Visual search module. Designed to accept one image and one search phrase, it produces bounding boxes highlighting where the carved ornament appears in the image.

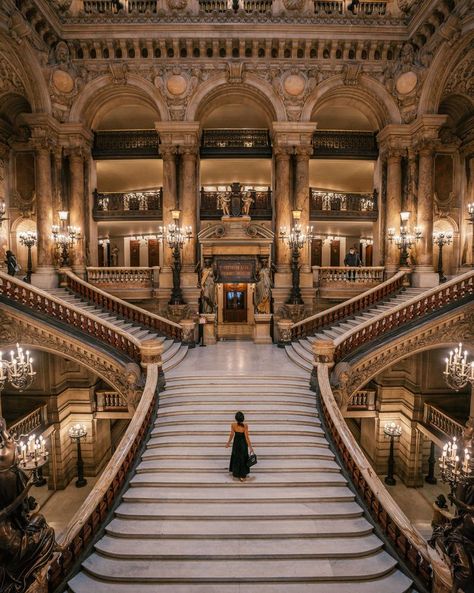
[442,43,474,99]
[167,0,188,8]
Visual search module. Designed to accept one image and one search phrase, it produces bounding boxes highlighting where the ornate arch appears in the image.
[0,306,142,408]
[418,31,474,116]
[301,74,401,128]
[68,74,170,126]
[330,306,474,407]
[186,73,287,123]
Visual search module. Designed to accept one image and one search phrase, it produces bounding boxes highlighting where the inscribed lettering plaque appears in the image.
[215,257,256,283]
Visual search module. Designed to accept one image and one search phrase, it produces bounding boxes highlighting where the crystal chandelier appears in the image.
[439,436,472,497]
[0,343,36,392]
[443,343,474,391]
[388,211,422,267]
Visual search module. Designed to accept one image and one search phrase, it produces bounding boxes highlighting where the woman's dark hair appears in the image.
[235,411,245,426]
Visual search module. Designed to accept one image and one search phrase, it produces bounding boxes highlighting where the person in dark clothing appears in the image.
[344,247,361,281]
[5,250,19,277]
[226,411,254,482]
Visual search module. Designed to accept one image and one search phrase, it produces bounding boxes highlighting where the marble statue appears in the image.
[241,190,254,216]
[110,244,119,267]
[201,258,216,313]
[217,193,231,216]
[254,258,272,314]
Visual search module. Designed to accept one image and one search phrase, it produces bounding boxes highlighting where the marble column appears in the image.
[294,147,312,269]
[161,146,177,267]
[180,147,198,268]
[274,148,291,270]
[69,148,86,273]
[413,142,438,286]
[53,148,63,215]
[405,148,417,216]
[385,149,403,274]
[34,146,54,271]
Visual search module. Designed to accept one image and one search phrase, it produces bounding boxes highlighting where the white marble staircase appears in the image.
[285,288,425,372]
[67,344,415,593]
[48,288,187,372]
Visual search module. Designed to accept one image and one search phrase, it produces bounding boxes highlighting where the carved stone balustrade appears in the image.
[199,0,229,11]
[8,404,48,438]
[313,0,387,16]
[200,184,272,219]
[201,129,271,157]
[423,403,464,443]
[83,0,158,13]
[87,266,159,299]
[95,389,131,418]
[347,389,376,412]
[310,188,378,220]
[93,189,163,220]
[314,266,385,299]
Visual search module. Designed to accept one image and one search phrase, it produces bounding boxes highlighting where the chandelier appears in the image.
[0,344,36,391]
[439,436,472,498]
[388,211,422,267]
[443,343,474,391]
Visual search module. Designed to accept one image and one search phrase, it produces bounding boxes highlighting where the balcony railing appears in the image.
[9,405,48,438]
[87,266,158,299]
[312,131,378,159]
[314,1,387,16]
[95,389,128,412]
[423,404,464,441]
[83,0,158,13]
[315,266,385,286]
[348,389,376,411]
[201,129,271,157]
[92,130,160,159]
[93,189,163,220]
[310,188,378,220]
[200,184,272,219]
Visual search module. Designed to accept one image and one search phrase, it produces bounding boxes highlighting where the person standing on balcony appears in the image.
[344,247,361,281]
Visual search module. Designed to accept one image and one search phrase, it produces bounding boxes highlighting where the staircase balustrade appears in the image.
[87,267,156,287]
[8,404,48,437]
[291,270,406,340]
[0,272,141,363]
[96,389,128,411]
[333,271,474,363]
[348,389,376,410]
[315,266,385,286]
[423,403,464,441]
[65,271,183,341]
[48,364,159,590]
[317,363,441,591]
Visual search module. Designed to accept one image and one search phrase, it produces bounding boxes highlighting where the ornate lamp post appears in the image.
[51,210,81,268]
[18,231,37,283]
[69,423,88,488]
[18,433,49,487]
[433,231,453,283]
[0,200,7,225]
[439,436,472,501]
[388,211,422,267]
[157,209,192,305]
[467,203,474,268]
[383,421,402,485]
[279,209,314,305]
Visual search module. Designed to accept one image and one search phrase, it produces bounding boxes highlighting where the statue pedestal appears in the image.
[203,313,216,345]
[253,313,272,344]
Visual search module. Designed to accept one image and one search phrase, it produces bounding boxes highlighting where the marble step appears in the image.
[135,457,340,472]
[157,401,317,412]
[154,415,322,427]
[284,345,312,372]
[163,346,188,372]
[141,446,334,460]
[146,434,329,446]
[69,570,414,593]
[165,377,310,387]
[114,500,362,521]
[105,515,374,539]
[94,533,383,560]
[158,391,315,403]
[79,550,398,582]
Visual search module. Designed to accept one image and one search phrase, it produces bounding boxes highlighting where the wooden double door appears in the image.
[223,283,247,323]
[129,239,160,267]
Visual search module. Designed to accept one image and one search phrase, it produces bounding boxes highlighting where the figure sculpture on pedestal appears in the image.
[110,244,119,267]
[0,418,56,593]
[217,193,231,217]
[254,257,272,314]
[241,190,254,216]
[201,258,216,313]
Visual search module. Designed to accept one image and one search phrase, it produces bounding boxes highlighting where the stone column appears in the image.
[161,146,177,267]
[385,149,403,275]
[294,147,312,269]
[0,142,10,265]
[69,147,86,274]
[180,146,198,269]
[53,148,63,215]
[413,142,438,287]
[274,148,291,270]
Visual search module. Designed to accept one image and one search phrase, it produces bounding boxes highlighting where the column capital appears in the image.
[271,122,317,150]
[179,145,199,159]
[415,138,437,156]
[294,145,314,159]
[160,144,178,160]
[273,146,292,159]
[155,121,200,149]
[386,146,407,161]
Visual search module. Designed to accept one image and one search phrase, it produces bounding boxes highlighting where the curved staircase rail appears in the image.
[291,271,407,340]
[0,272,141,363]
[317,362,448,592]
[48,363,159,591]
[333,270,474,363]
[67,271,183,341]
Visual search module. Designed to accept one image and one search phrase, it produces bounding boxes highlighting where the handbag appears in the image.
[247,453,257,467]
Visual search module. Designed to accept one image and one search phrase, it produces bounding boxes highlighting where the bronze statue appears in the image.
[0,418,56,593]
[254,257,272,314]
[200,258,216,313]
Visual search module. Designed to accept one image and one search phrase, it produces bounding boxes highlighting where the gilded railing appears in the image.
[423,403,464,441]
[310,188,378,219]
[0,272,141,364]
[291,271,406,340]
[93,189,163,219]
[65,271,183,341]
[92,130,160,158]
[333,271,474,363]
[9,404,48,437]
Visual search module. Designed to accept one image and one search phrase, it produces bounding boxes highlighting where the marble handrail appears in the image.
[291,270,406,340]
[317,362,447,590]
[0,271,141,363]
[424,403,464,441]
[66,271,182,341]
[49,363,159,587]
[333,270,474,362]
[87,267,157,286]
[9,404,48,437]
[315,266,385,284]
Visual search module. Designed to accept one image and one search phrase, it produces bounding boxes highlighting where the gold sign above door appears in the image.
[215,257,257,283]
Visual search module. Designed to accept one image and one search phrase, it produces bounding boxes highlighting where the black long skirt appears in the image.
[229,431,249,478]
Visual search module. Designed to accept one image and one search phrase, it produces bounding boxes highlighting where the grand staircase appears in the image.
[48,288,187,371]
[286,287,424,371]
[67,344,415,593]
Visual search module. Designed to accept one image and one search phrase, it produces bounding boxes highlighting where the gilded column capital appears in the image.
[386,147,407,161]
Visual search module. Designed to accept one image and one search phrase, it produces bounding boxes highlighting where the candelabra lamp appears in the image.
[51,210,81,268]
[388,211,422,267]
[433,231,453,283]
[279,210,315,305]
[69,423,87,488]
[383,421,402,485]
[443,343,474,391]
[439,436,472,501]
[467,203,474,268]
[0,343,36,393]
[0,200,7,225]
[18,433,49,487]
[18,231,37,284]
[157,209,192,305]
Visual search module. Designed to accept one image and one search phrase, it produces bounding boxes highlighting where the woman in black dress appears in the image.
[226,411,254,482]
